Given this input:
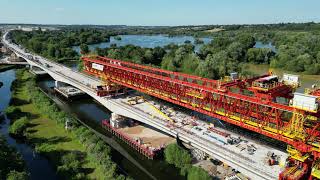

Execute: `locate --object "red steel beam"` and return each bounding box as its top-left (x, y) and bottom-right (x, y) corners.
top-left (81, 56), bottom-right (320, 154)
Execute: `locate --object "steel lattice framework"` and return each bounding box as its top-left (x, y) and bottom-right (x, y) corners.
top-left (82, 56), bottom-right (320, 179)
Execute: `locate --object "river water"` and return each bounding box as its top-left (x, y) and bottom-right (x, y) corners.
top-left (0, 69), bottom-right (58, 180)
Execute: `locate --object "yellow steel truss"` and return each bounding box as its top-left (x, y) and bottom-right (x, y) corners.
top-left (312, 160), bottom-right (320, 179)
top-left (283, 110), bottom-right (307, 141)
top-left (287, 145), bottom-right (309, 162)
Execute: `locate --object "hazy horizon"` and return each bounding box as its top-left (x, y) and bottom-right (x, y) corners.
top-left (1, 0), bottom-right (320, 26)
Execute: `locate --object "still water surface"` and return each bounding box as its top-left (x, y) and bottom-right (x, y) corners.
top-left (72, 34), bottom-right (212, 53)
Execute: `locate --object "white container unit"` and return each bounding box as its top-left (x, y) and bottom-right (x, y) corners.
top-left (92, 63), bottom-right (104, 71)
top-left (292, 92), bottom-right (318, 112)
top-left (282, 74), bottom-right (300, 87)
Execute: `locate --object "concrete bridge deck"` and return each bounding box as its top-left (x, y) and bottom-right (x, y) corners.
top-left (2, 30), bottom-right (282, 180)
top-left (0, 56), bottom-right (28, 65)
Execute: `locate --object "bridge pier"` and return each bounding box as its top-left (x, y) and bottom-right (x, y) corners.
top-left (110, 112), bottom-right (125, 128)
top-left (9, 52), bottom-right (20, 62)
top-left (191, 148), bottom-right (207, 161)
top-left (55, 80), bottom-right (65, 88)
top-left (54, 81), bottom-right (85, 98)
top-left (1, 46), bottom-right (11, 55)
top-left (28, 65), bottom-right (47, 75)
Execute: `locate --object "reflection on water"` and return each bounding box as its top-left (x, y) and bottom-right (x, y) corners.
top-left (72, 34), bottom-right (212, 53)
top-left (254, 41), bottom-right (277, 52)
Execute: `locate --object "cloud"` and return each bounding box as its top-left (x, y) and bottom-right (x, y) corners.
top-left (54, 7), bottom-right (65, 12)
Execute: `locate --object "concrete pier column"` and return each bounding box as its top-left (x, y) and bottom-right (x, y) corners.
top-left (191, 148), bottom-right (207, 161)
top-left (55, 81), bottom-right (64, 88)
top-left (110, 112), bottom-right (124, 128)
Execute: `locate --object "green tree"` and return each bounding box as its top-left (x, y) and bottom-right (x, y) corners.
top-left (6, 171), bottom-right (28, 180)
top-left (181, 54), bottom-right (200, 75)
top-left (80, 43), bottom-right (89, 54)
top-left (57, 152), bottom-right (85, 179)
top-left (164, 143), bottom-right (192, 169)
top-left (227, 42), bottom-right (244, 60)
top-left (151, 46), bottom-right (166, 65)
top-left (187, 166), bottom-right (211, 180)
top-left (143, 49), bottom-right (154, 64)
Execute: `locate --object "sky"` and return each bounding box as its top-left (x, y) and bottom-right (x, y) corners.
top-left (0, 0), bottom-right (320, 26)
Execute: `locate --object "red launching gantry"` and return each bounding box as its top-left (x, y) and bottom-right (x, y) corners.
top-left (82, 55), bottom-right (320, 180)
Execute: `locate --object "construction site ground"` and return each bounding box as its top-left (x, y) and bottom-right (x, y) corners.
top-left (121, 93), bottom-right (289, 179)
top-left (118, 124), bottom-right (175, 148)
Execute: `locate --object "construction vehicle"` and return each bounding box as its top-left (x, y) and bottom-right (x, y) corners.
top-left (265, 151), bottom-right (280, 166)
top-left (127, 96), bottom-right (145, 105)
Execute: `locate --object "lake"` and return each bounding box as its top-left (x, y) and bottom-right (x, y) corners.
top-left (72, 34), bottom-right (212, 53)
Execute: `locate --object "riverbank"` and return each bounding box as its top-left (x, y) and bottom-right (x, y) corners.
top-left (8, 69), bottom-right (127, 179)
top-left (0, 65), bottom-right (15, 72)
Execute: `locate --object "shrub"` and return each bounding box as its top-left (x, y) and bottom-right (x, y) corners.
top-left (187, 166), bottom-right (211, 180)
top-left (5, 106), bottom-right (23, 120)
top-left (57, 152), bottom-right (84, 180)
top-left (9, 116), bottom-right (29, 136)
top-left (35, 143), bottom-right (53, 154)
top-left (6, 170), bottom-right (28, 180)
top-left (164, 143), bottom-right (192, 168)
top-left (164, 143), bottom-right (211, 179)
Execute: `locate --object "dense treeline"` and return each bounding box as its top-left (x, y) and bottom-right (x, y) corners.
top-left (92, 33), bottom-right (270, 79)
top-left (61, 22), bottom-right (320, 37)
top-left (164, 143), bottom-right (211, 180)
top-left (11, 22), bottom-right (320, 78)
top-left (0, 136), bottom-right (28, 180)
top-left (92, 28), bottom-right (320, 76)
top-left (11, 29), bottom-right (119, 62)
top-left (8, 69), bottom-right (130, 180)
top-left (269, 31), bottom-right (320, 74)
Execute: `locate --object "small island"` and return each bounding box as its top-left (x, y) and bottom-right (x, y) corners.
top-left (184, 40), bottom-right (191, 44)
top-left (114, 36), bottom-right (122, 41)
top-left (194, 38), bottom-right (204, 44)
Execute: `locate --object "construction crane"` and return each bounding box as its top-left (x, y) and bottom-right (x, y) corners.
top-left (82, 55), bottom-right (320, 180)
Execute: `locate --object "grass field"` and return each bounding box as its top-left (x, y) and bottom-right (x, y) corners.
top-left (11, 70), bottom-right (106, 179)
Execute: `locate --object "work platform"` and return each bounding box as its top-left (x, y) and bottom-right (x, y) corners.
top-left (54, 85), bottom-right (85, 98)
